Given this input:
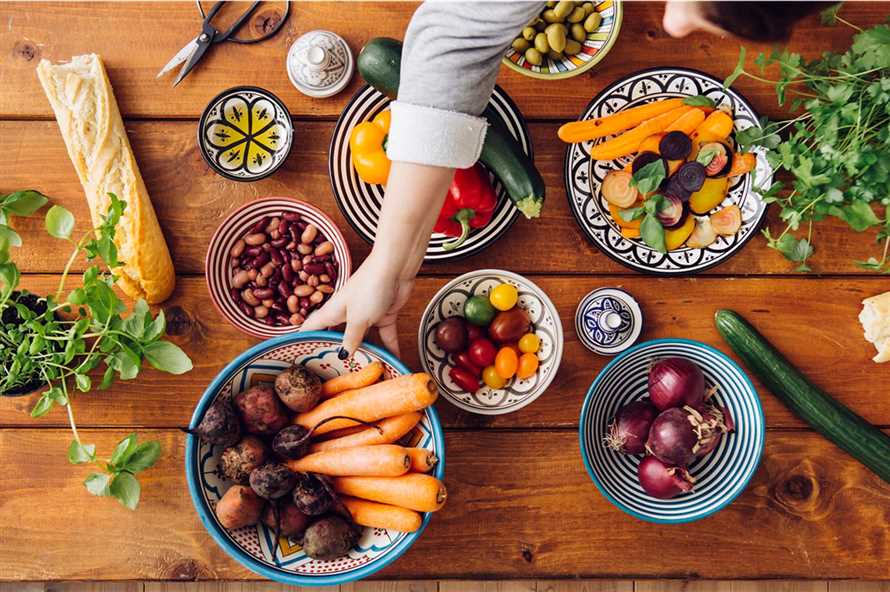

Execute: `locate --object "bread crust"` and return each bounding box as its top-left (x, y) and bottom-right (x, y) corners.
top-left (36, 54), bottom-right (175, 304)
top-left (860, 291), bottom-right (890, 363)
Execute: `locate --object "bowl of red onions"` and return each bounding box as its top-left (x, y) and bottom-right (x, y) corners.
top-left (579, 338), bottom-right (764, 523)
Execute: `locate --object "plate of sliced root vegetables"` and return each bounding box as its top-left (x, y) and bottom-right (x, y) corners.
top-left (561, 67), bottom-right (773, 275)
top-left (186, 331), bottom-right (445, 586)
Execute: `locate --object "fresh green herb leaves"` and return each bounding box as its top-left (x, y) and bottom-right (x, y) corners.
top-left (683, 95), bottom-right (716, 108)
top-left (630, 159), bottom-right (667, 195)
top-left (0, 190), bottom-right (49, 266)
top-left (722, 46), bottom-right (747, 88)
top-left (45, 205), bottom-right (75, 239)
top-left (82, 433), bottom-right (159, 510)
top-left (696, 145), bottom-right (720, 167)
top-left (638, 195), bottom-right (668, 253)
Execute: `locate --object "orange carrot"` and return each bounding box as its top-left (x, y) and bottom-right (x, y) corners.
top-left (341, 496), bottom-right (422, 533)
top-left (287, 445), bottom-right (410, 477)
top-left (664, 108), bottom-right (706, 134)
top-left (405, 447), bottom-right (439, 473)
top-left (557, 98), bottom-right (684, 143)
top-left (295, 373), bottom-right (438, 435)
top-left (690, 110), bottom-right (734, 143)
top-left (589, 106), bottom-right (693, 161)
top-left (334, 474), bottom-right (447, 512)
top-left (313, 425), bottom-right (367, 442)
top-left (321, 361), bottom-right (384, 398)
top-left (638, 133), bottom-right (664, 154)
top-left (620, 227), bottom-right (641, 239)
top-left (310, 412), bottom-right (423, 453)
top-left (727, 152), bottom-right (756, 177)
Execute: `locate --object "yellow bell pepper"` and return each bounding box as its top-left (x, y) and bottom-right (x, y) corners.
top-left (349, 109), bottom-right (391, 185)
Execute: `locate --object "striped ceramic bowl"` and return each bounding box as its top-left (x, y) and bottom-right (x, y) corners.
top-left (579, 339), bottom-right (764, 523)
top-left (502, 0), bottom-right (622, 80)
top-left (206, 197), bottom-right (352, 339)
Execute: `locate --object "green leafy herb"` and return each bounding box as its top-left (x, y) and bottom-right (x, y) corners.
top-left (696, 145), bottom-right (721, 167)
top-left (638, 195), bottom-right (667, 253)
top-left (0, 192), bottom-right (193, 510)
top-left (630, 159), bottom-right (667, 194)
top-left (683, 95), bottom-right (716, 108)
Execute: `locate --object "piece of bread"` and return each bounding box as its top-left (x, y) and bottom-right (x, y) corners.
top-left (36, 54), bottom-right (175, 304)
top-left (859, 291), bottom-right (890, 363)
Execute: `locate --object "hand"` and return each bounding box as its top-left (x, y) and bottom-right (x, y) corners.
top-left (299, 252), bottom-right (415, 357)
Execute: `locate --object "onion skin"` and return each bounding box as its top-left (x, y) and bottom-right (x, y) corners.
top-left (638, 455), bottom-right (694, 499)
top-left (648, 357), bottom-right (706, 411)
top-left (646, 408), bottom-right (698, 466)
top-left (605, 400), bottom-right (659, 455)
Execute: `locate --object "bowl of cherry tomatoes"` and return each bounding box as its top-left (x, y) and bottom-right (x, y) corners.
top-left (417, 269), bottom-right (564, 415)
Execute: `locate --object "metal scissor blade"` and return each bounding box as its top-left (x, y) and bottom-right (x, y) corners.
top-left (172, 34), bottom-right (213, 87)
top-left (157, 37), bottom-right (199, 78)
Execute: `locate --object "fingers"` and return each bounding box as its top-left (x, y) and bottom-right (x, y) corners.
top-left (300, 295), bottom-right (345, 333)
top-left (378, 320), bottom-right (400, 358)
top-left (340, 317), bottom-right (369, 359)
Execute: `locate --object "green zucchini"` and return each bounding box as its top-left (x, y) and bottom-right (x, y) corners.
top-left (715, 309), bottom-right (890, 483)
top-left (357, 38), bottom-right (546, 219)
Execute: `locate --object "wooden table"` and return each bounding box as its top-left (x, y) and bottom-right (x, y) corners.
top-left (1, 1), bottom-right (888, 584)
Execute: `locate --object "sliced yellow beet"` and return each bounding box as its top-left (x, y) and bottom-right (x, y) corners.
top-left (665, 215), bottom-right (696, 251)
top-left (689, 177), bottom-right (729, 215)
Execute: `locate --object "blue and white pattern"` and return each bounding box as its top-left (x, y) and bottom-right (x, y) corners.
top-left (185, 331), bottom-right (445, 586)
top-left (579, 339), bottom-right (764, 523)
top-left (575, 287), bottom-right (642, 355)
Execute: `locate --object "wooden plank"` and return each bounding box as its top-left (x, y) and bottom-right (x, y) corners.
top-left (3, 119), bottom-right (884, 277)
top-left (828, 584), bottom-right (890, 592)
top-left (0, 429), bottom-right (888, 581)
top-left (439, 583), bottom-right (534, 592)
top-left (1, 275), bottom-right (887, 430)
top-left (536, 582), bottom-right (633, 592)
top-left (0, 3), bottom-right (885, 121)
top-left (635, 583), bottom-right (827, 592)
top-left (145, 583), bottom-right (336, 592)
top-left (341, 581), bottom-right (438, 592)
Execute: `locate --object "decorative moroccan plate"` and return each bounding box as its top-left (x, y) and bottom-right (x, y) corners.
top-left (329, 85), bottom-right (531, 262)
top-left (579, 338), bottom-right (765, 523)
top-left (502, 0), bottom-right (622, 80)
top-left (198, 86), bottom-right (294, 182)
top-left (186, 331), bottom-right (445, 586)
top-left (417, 269), bottom-right (563, 415)
top-left (564, 67), bottom-right (773, 275)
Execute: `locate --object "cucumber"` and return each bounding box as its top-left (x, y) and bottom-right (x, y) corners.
top-left (715, 309), bottom-right (890, 483)
top-left (357, 38), bottom-right (546, 219)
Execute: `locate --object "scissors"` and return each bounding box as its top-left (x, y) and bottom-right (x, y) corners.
top-left (158, 0), bottom-right (291, 87)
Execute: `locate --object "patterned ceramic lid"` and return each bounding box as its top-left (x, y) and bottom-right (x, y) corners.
top-left (575, 287), bottom-right (643, 355)
top-left (287, 30), bottom-right (354, 98)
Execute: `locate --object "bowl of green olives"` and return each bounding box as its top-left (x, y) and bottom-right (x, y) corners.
top-left (503, 0), bottom-right (623, 80)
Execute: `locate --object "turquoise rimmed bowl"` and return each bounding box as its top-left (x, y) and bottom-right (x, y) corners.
top-left (579, 338), bottom-right (764, 523)
top-left (186, 330), bottom-right (445, 586)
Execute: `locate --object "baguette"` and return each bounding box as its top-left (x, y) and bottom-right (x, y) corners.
top-left (860, 291), bottom-right (890, 363)
top-left (36, 54), bottom-right (175, 303)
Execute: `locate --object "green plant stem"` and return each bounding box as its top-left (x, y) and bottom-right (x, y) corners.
top-left (55, 232), bottom-right (92, 300)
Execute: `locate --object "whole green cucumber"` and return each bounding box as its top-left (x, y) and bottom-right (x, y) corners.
top-left (357, 37), bottom-right (546, 219)
top-left (715, 309), bottom-right (890, 483)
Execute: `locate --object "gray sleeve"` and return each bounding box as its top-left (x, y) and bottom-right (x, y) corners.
top-left (385, 1), bottom-right (545, 169)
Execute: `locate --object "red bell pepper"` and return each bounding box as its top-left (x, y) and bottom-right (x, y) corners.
top-left (433, 164), bottom-right (498, 251)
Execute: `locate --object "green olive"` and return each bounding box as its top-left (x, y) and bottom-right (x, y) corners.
top-left (546, 1), bottom-right (557, 7)
top-left (542, 8), bottom-right (561, 23)
top-left (534, 32), bottom-right (550, 54)
top-left (512, 38), bottom-right (530, 52)
top-left (582, 1), bottom-right (594, 16)
top-left (546, 24), bottom-right (567, 53)
top-left (553, 0), bottom-right (575, 19)
top-left (522, 26), bottom-right (536, 41)
top-left (524, 47), bottom-right (544, 66)
top-left (567, 6), bottom-right (586, 23)
top-left (583, 12), bottom-right (602, 32)
top-left (570, 23), bottom-right (587, 42)
top-left (564, 39), bottom-right (582, 56)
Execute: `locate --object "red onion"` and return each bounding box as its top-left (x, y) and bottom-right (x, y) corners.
top-left (691, 404), bottom-right (734, 457)
top-left (648, 357), bottom-right (705, 411)
top-left (638, 456), bottom-right (695, 499)
top-left (604, 400), bottom-right (659, 455)
top-left (645, 407), bottom-right (699, 466)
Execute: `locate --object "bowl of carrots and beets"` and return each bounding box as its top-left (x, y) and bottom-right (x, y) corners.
top-left (185, 331), bottom-right (445, 586)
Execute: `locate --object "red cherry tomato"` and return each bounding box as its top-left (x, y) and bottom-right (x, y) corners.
top-left (467, 338), bottom-right (498, 368)
top-left (449, 366), bottom-right (480, 393)
top-left (452, 351), bottom-right (482, 376)
top-left (466, 323), bottom-right (484, 342)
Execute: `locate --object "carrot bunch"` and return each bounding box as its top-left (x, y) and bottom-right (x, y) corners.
top-left (286, 363), bottom-right (447, 533)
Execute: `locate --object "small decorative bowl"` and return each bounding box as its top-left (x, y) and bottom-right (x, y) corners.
top-left (205, 197), bottom-right (352, 339)
top-left (575, 287), bottom-right (643, 355)
top-left (502, 0), bottom-right (623, 80)
top-left (418, 269), bottom-right (563, 415)
top-left (198, 86), bottom-right (294, 182)
top-left (579, 339), bottom-right (765, 523)
top-left (186, 331), bottom-right (445, 586)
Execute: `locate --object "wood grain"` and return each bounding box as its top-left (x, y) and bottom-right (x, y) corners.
top-left (3, 119), bottom-right (885, 277)
top-left (635, 583), bottom-right (827, 592)
top-left (0, 429), bottom-right (888, 581)
top-left (1, 275), bottom-right (886, 430)
top-left (0, 3), bottom-right (885, 121)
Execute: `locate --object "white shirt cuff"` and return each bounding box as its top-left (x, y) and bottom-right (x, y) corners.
top-left (386, 101), bottom-right (488, 169)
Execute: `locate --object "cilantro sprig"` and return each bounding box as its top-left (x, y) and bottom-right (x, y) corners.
top-left (0, 193), bottom-right (192, 509)
top-left (723, 8), bottom-right (890, 272)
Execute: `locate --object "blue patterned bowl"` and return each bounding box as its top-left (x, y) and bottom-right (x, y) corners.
top-left (575, 287), bottom-right (642, 355)
top-left (579, 339), bottom-right (764, 523)
top-left (185, 331), bottom-right (445, 586)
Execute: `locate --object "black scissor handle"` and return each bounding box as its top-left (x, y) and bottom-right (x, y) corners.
top-left (197, 0), bottom-right (291, 45)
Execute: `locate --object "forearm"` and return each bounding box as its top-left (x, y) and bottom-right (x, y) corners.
top-left (369, 161), bottom-right (454, 278)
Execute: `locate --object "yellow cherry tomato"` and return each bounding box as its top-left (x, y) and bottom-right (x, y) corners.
top-left (516, 352), bottom-right (540, 379)
top-left (494, 346), bottom-right (519, 379)
top-left (489, 283), bottom-right (518, 311)
top-left (518, 333), bottom-right (540, 353)
top-left (482, 365), bottom-right (506, 389)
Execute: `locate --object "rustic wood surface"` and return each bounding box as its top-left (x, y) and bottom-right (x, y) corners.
top-left (0, 0), bottom-right (888, 586)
